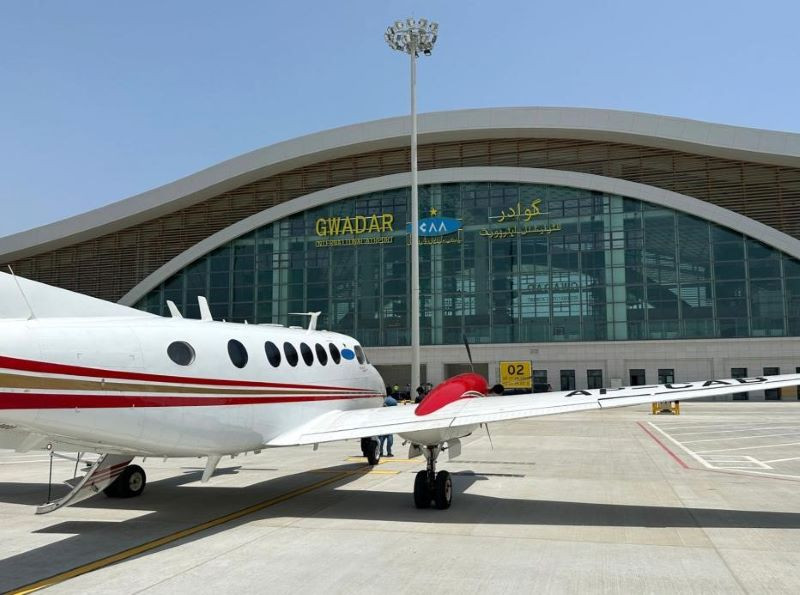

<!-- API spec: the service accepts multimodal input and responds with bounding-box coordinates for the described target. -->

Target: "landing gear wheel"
[364,439,381,466]
[104,464,146,498]
[433,470,453,510]
[413,470,431,509]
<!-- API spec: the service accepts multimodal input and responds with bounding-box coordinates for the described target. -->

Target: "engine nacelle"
[399,425,479,448]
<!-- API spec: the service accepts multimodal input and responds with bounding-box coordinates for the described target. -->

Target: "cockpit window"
[315,343,328,366]
[265,341,281,367]
[300,342,314,366]
[329,343,341,364]
[283,342,298,367]
[227,339,248,368]
[167,341,195,366]
[354,345,366,365]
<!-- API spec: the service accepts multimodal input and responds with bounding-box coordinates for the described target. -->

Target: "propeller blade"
[462,334,474,372]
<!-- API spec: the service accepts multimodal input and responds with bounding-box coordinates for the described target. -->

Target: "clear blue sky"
[2,0,799,238]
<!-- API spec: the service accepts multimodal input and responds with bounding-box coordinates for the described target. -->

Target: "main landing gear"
[360,437,381,466]
[104,464,147,498]
[413,445,452,510]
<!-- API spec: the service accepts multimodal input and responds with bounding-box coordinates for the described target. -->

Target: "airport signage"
[406,216,462,237]
[406,208,463,246]
[314,213,395,247]
[480,198,562,240]
[500,360,532,389]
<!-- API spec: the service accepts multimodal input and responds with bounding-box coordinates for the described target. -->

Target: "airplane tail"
[0,271,156,319]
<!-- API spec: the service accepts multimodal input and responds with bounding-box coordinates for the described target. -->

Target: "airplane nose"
[371,366,386,395]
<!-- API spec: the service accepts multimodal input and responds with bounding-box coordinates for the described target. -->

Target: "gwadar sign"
[314,213,395,247]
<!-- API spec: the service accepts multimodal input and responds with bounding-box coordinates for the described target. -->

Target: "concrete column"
[605,196,627,340]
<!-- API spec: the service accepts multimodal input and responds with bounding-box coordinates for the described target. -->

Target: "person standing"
[414,386,425,403]
[379,394,397,457]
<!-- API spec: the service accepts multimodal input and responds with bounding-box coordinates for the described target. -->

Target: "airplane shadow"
[1,463,800,590]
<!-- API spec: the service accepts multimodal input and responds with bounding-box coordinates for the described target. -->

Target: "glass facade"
[136,182,800,347]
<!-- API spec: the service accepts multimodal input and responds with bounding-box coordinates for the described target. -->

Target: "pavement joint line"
[681,431,800,444]
[665,425,800,437]
[697,441,800,454]
[763,456,800,463]
[6,466,366,595]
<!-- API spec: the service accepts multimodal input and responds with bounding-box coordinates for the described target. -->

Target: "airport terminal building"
[3,107,800,397]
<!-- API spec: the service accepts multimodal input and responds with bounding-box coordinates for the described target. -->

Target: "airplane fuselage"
[0,316,386,456]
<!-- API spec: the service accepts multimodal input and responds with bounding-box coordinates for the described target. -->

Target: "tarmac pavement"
[1,402,800,594]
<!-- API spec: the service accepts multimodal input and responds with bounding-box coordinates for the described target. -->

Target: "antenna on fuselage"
[166,300,183,318]
[7,266,36,320]
[289,311,322,331]
[197,296,213,322]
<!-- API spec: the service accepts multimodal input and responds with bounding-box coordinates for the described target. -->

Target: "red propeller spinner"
[414,372,489,416]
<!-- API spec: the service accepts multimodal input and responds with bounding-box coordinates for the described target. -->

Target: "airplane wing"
[268,373,800,446]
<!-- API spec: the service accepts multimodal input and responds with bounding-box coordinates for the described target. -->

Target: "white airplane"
[2,270,800,514]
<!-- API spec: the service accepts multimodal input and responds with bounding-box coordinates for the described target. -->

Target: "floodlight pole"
[408,40,421,396]
[385,18,437,396]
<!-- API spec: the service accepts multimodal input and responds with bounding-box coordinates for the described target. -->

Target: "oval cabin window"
[315,343,328,366]
[329,343,341,364]
[300,342,314,366]
[227,339,248,369]
[284,342,299,367]
[264,341,281,367]
[167,341,195,366]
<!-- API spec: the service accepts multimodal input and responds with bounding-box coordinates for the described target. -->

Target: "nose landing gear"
[413,445,452,509]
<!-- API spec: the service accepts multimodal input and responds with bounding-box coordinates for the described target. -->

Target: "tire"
[413,470,431,509]
[433,470,453,510]
[103,479,120,497]
[365,439,381,466]
[105,464,147,498]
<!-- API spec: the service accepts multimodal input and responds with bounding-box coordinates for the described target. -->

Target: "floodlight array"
[384,18,438,55]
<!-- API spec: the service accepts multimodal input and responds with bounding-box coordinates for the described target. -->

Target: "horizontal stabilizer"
[0,271,155,319]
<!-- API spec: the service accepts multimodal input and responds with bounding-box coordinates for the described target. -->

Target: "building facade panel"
[6,138,800,303]
[135,181,800,349]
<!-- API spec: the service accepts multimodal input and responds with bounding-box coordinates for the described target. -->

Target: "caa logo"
[406,217,462,237]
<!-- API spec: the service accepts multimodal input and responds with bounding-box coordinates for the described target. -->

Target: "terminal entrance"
[373,364,427,392]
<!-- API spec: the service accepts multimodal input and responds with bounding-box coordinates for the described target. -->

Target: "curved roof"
[119,166,800,305]
[3,107,800,262]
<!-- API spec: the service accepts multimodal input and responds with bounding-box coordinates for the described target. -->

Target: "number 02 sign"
[499,361,532,389]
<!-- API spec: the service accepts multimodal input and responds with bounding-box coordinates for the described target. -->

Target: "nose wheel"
[413,445,452,509]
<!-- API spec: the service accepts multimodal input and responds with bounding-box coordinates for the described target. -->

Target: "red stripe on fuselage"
[0,355,371,392]
[0,392,382,409]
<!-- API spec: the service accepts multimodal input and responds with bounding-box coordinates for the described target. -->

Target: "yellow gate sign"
[500,361,532,389]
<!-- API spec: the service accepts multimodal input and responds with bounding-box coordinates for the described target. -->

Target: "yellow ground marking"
[9,466,367,594]
[346,457,417,463]
[312,468,399,475]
